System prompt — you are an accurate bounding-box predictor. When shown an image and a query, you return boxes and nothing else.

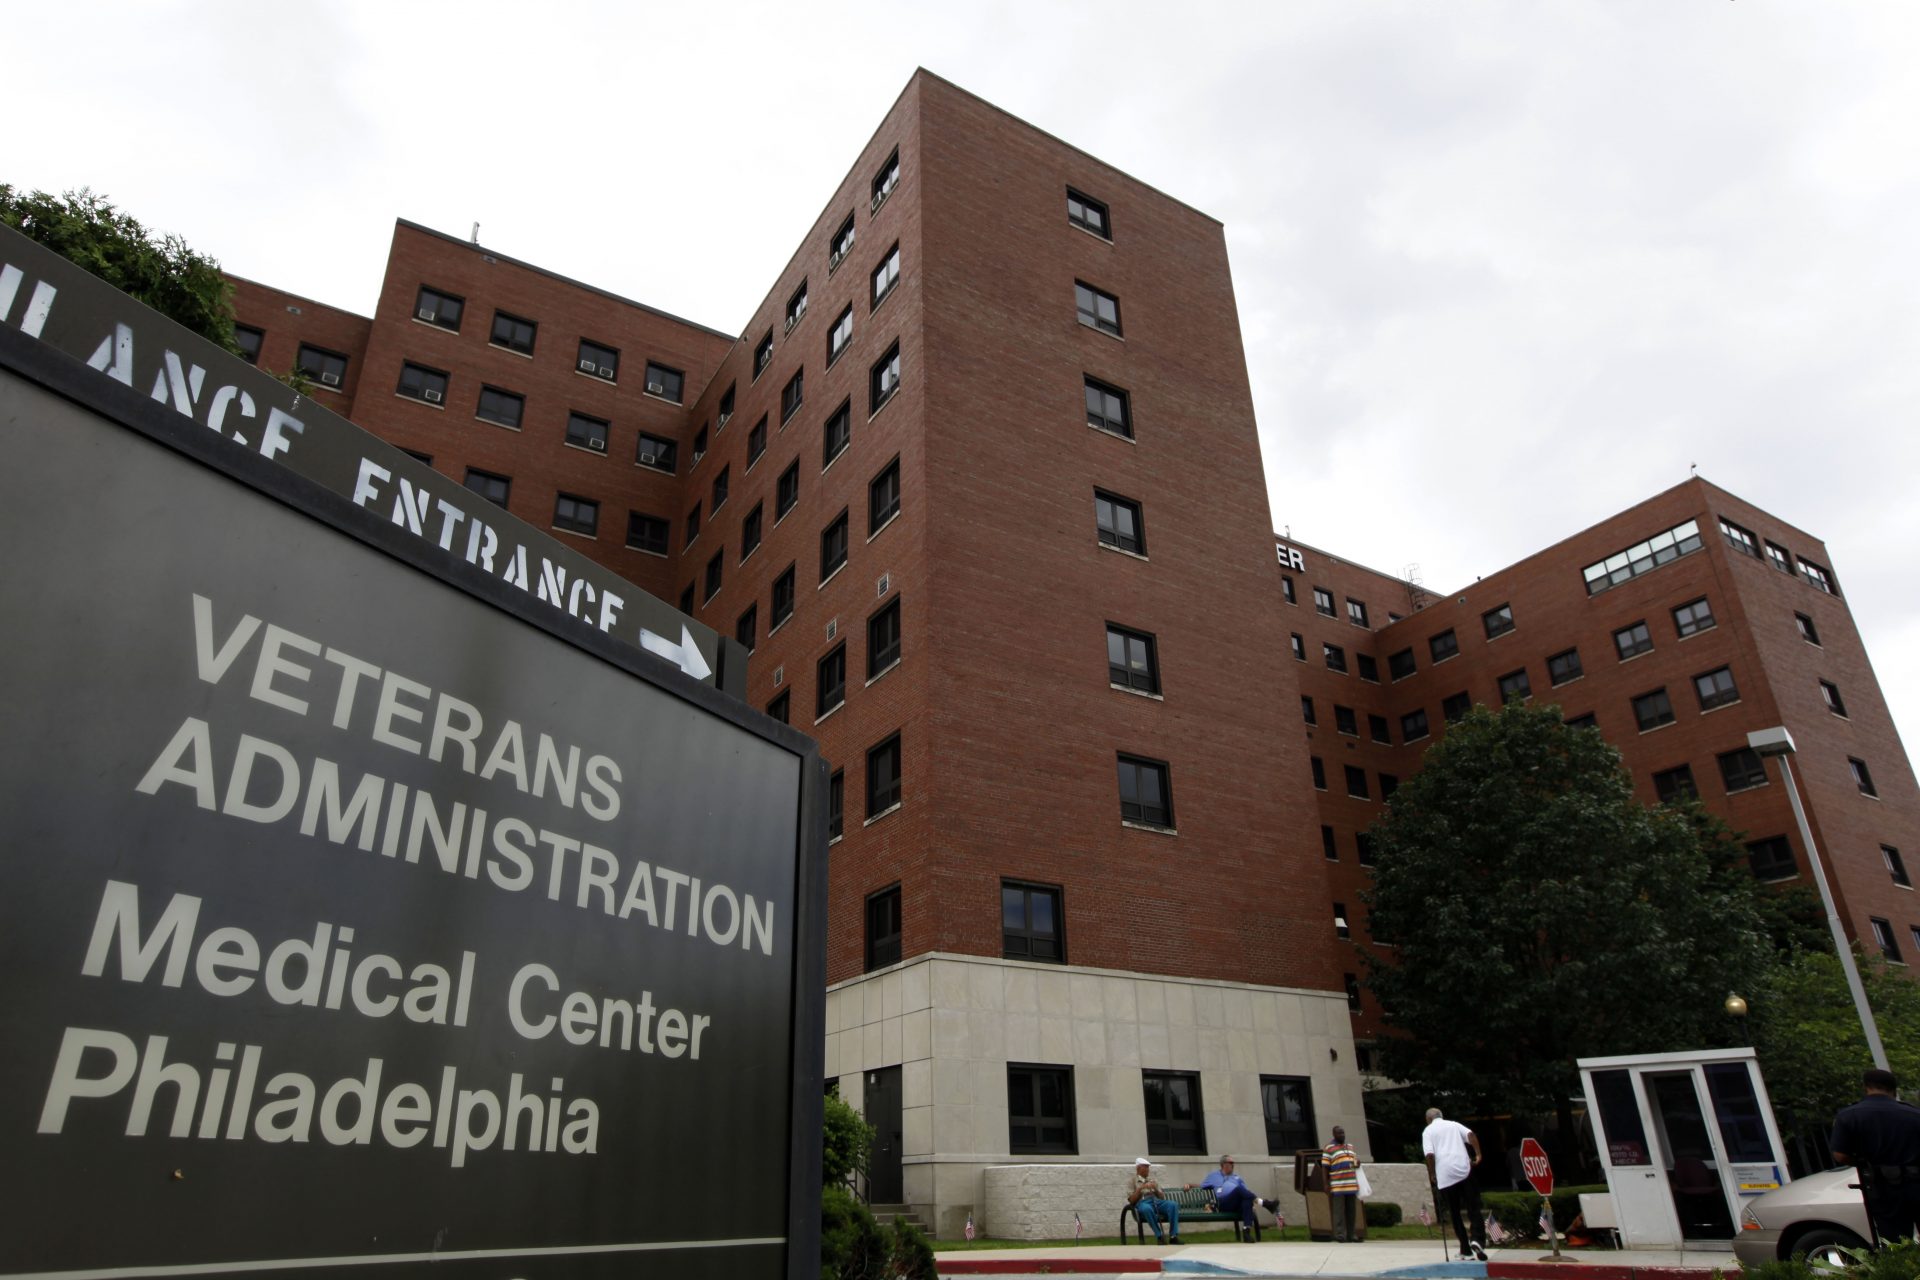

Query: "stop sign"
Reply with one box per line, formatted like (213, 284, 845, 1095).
(1520, 1137, 1555, 1196)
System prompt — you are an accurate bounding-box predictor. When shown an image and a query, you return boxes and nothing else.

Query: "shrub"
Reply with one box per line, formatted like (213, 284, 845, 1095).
(1482, 1184, 1606, 1242)
(891, 1218, 937, 1280)
(821, 1185, 888, 1280)
(1365, 1201, 1404, 1228)
(1738, 1257, 1820, 1280)
(824, 1094, 875, 1185)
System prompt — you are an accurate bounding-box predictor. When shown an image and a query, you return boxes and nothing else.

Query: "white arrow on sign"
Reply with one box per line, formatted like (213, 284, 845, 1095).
(638, 624, 713, 682)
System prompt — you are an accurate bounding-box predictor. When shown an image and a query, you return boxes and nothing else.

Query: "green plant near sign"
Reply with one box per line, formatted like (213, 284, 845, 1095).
(1732, 1240, 1920, 1280)
(1482, 1184, 1606, 1242)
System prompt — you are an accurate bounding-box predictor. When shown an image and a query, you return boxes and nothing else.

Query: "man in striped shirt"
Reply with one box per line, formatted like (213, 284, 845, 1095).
(1323, 1126, 1362, 1242)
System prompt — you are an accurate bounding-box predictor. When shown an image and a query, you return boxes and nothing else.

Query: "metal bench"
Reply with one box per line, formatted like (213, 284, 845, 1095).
(1122, 1186, 1264, 1242)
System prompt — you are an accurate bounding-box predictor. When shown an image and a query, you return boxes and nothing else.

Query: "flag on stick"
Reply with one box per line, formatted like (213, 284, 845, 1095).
(1075, 1213, 1084, 1242)
(1420, 1202, 1433, 1228)
(965, 1215, 975, 1242)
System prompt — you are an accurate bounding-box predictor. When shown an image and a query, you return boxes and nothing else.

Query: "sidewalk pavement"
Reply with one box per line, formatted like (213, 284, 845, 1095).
(934, 1238, 1741, 1278)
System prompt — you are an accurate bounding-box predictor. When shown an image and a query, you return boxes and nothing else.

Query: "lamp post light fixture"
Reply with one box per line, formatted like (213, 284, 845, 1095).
(1724, 994, 1748, 1019)
(1747, 726, 1890, 1070)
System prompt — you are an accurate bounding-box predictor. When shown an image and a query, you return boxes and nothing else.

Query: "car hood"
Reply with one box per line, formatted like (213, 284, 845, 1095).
(1745, 1167, 1869, 1230)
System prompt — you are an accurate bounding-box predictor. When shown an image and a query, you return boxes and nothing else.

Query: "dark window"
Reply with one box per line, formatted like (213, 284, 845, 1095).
(1389, 648, 1417, 680)
(1442, 691, 1471, 723)
(1870, 918, 1900, 962)
(577, 339, 619, 381)
(871, 148, 901, 211)
(396, 361, 449, 404)
(1066, 188, 1110, 238)
(868, 597, 901, 676)
(1483, 603, 1515, 638)
(766, 690, 789, 725)
(1348, 598, 1370, 628)
(1566, 712, 1598, 731)
(1117, 754, 1173, 827)
(1498, 669, 1532, 703)
(1323, 643, 1347, 674)
(821, 509, 850, 582)
(464, 468, 510, 508)
(748, 416, 767, 467)
(1301, 696, 1317, 726)
(636, 432, 676, 472)
(680, 584, 694, 614)
(1654, 765, 1697, 805)
(1084, 376, 1131, 437)
(1282, 577, 1296, 605)
(1796, 612, 1821, 645)
(643, 362, 684, 403)
(1801, 560, 1837, 595)
(565, 412, 609, 453)
(711, 465, 730, 512)
(1765, 541, 1795, 575)
(817, 645, 847, 719)
(1142, 1071, 1204, 1155)
(401, 449, 432, 465)
(865, 884, 901, 971)
(703, 550, 723, 602)
(741, 503, 763, 561)
(785, 280, 809, 333)
(829, 214, 856, 271)
(1375, 777, 1396, 803)
(771, 565, 796, 630)
(691, 426, 709, 467)
(870, 342, 902, 415)
(1262, 1077, 1316, 1157)
(824, 400, 852, 468)
(777, 461, 800, 520)
(233, 324, 263, 364)
(735, 606, 757, 653)
(625, 511, 669, 555)
(1614, 621, 1653, 660)
(1003, 882, 1065, 963)
(1582, 519, 1705, 594)
(1356, 832, 1377, 864)
(1312, 587, 1336, 617)
(1720, 517, 1760, 558)
(476, 385, 524, 429)
(867, 733, 902, 815)
(489, 310, 535, 354)
(1673, 597, 1716, 637)
(1344, 974, 1362, 1012)
(685, 501, 702, 546)
(870, 457, 901, 534)
(1334, 705, 1358, 736)
(753, 331, 773, 380)
(296, 344, 348, 388)
(1401, 708, 1430, 741)
(1369, 714, 1391, 745)
(718, 383, 735, 428)
(829, 305, 854, 365)
(553, 493, 598, 537)
(1108, 624, 1160, 694)
(1290, 633, 1305, 661)
(1430, 629, 1459, 662)
(1548, 648, 1584, 686)
(1333, 902, 1350, 939)
(1850, 757, 1878, 797)
(781, 368, 805, 423)
(872, 242, 901, 308)
(1820, 680, 1847, 717)
(1632, 688, 1675, 731)
(413, 285, 463, 331)
(1357, 654, 1379, 682)
(1883, 846, 1910, 887)
(1311, 756, 1327, 790)
(1074, 281, 1122, 336)
(1719, 747, 1768, 792)
(828, 771, 843, 841)
(1008, 1064, 1076, 1154)
(1321, 826, 1338, 860)
(1095, 490, 1145, 555)
(1344, 765, 1370, 799)
(1694, 666, 1739, 710)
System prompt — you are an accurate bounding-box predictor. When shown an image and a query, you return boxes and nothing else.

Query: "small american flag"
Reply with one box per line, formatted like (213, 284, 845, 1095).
(965, 1215, 975, 1242)
(1075, 1213, 1084, 1241)
(1488, 1215, 1507, 1243)
(1274, 1207, 1286, 1230)
(1539, 1203, 1554, 1241)
(1419, 1203, 1433, 1228)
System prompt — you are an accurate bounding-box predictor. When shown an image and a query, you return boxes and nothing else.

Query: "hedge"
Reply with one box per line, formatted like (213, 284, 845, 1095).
(1481, 1185, 1608, 1242)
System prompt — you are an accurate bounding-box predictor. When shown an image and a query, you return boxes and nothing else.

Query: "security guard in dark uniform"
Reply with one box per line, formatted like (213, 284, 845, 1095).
(1831, 1068, 1920, 1246)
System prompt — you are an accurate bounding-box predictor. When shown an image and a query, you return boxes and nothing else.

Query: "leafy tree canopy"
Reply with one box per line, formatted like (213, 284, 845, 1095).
(1363, 701, 1773, 1117)
(1749, 947, 1920, 1123)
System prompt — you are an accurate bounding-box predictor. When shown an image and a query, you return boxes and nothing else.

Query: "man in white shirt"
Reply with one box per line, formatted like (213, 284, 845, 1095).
(1422, 1107, 1487, 1260)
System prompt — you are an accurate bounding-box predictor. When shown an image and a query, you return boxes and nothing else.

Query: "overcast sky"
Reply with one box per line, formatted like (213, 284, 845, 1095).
(14, 0, 1919, 755)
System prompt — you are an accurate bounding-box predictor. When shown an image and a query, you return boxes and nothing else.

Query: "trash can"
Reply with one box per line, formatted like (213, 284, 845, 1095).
(1294, 1148, 1331, 1241)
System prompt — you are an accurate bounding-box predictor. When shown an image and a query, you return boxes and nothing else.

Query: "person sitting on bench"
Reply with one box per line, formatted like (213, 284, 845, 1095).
(1188, 1154, 1281, 1237)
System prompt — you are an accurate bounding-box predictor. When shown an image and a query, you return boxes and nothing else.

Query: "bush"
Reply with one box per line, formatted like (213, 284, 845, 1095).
(1365, 1201, 1403, 1228)
(824, 1093, 875, 1185)
(891, 1218, 937, 1280)
(1482, 1184, 1606, 1242)
(821, 1185, 888, 1280)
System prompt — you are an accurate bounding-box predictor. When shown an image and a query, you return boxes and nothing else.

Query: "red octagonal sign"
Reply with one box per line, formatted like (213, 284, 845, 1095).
(1520, 1137, 1554, 1196)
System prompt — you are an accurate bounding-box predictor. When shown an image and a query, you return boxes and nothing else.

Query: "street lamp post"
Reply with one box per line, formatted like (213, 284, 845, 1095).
(1746, 726, 1890, 1071)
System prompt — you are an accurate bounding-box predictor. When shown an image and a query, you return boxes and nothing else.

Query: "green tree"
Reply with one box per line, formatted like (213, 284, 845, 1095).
(0, 185, 239, 354)
(1748, 947, 1920, 1126)
(1363, 702, 1773, 1131)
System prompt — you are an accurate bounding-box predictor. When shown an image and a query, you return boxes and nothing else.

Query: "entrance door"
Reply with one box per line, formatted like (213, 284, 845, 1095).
(1645, 1071, 1735, 1240)
(865, 1067, 903, 1204)
(1587, 1068, 1681, 1247)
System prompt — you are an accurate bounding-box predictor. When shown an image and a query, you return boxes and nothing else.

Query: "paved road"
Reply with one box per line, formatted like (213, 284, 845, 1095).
(934, 1238, 1739, 1277)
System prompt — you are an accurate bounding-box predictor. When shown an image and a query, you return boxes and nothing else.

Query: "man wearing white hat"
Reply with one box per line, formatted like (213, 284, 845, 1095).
(1126, 1157, 1183, 1244)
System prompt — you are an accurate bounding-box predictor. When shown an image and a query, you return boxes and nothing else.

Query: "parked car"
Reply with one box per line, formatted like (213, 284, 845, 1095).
(1733, 1167, 1871, 1266)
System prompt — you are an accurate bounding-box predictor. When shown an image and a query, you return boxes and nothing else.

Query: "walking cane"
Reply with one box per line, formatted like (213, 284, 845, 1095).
(1429, 1172, 1449, 1263)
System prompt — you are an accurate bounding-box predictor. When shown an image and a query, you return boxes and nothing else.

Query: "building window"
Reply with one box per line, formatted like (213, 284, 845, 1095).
(765, 690, 789, 725)
(1719, 747, 1768, 793)
(464, 468, 510, 508)
(1430, 629, 1459, 662)
(865, 884, 902, 971)
(777, 460, 800, 520)
(829, 305, 853, 365)
(641, 361, 684, 403)
(1665, 599, 1713, 640)
(577, 339, 619, 381)
(680, 584, 694, 614)
(785, 280, 809, 333)
(1008, 1064, 1076, 1154)
(868, 597, 901, 676)
(1321, 826, 1338, 860)
(1369, 714, 1391, 745)
(1262, 1077, 1316, 1157)
(636, 432, 676, 473)
(821, 509, 850, 582)
(867, 732, 903, 815)
(396, 362, 449, 405)
(1581, 518, 1704, 594)
(1117, 754, 1173, 827)
(1850, 757, 1878, 797)
(829, 214, 856, 272)
(869, 457, 901, 534)
(735, 605, 757, 653)
(1084, 376, 1131, 438)
(1333, 902, 1350, 939)
(1310, 756, 1327, 790)
(1142, 1071, 1204, 1156)
(1870, 917, 1901, 962)
(1066, 188, 1110, 239)
(1282, 576, 1296, 605)
(685, 501, 702, 547)
(748, 416, 767, 468)
(1374, 777, 1396, 804)
(1074, 281, 1122, 336)
(817, 644, 847, 719)
(771, 565, 796, 630)
(1614, 621, 1654, 660)
(718, 383, 735, 428)
(1389, 648, 1417, 681)
(1765, 541, 1795, 575)
(413, 285, 463, 331)
(1323, 643, 1347, 674)
(1720, 517, 1760, 558)
(692, 426, 709, 467)
(553, 493, 598, 538)
(871, 148, 901, 212)
(703, 550, 723, 602)
(1547, 648, 1583, 686)
(1820, 680, 1847, 717)
(828, 770, 844, 841)
(476, 386, 524, 429)
(872, 242, 901, 308)
(1654, 765, 1697, 804)
(1882, 845, 1910, 887)
(489, 310, 536, 354)
(1402, 708, 1430, 741)
(1334, 705, 1358, 736)
(1003, 882, 1065, 963)
(1312, 587, 1336, 617)
(1290, 633, 1305, 662)
(1108, 624, 1160, 694)
(1800, 560, 1837, 595)
(1694, 666, 1740, 710)
(1357, 653, 1379, 682)
(1344, 765, 1370, 799)
(753, 331, 773, 380)
(1344, 974, 1363, 1012)
(1746, 836, 1796, 881)
(565, 412, 609, 453)
(712, 465, 730, 512)
(233, 324, 263, 364)
(296, 344, 349, 388)
(870, 342, 902, 415)
(1483, 603, 1515, 638)
(402, 449, 434, 466)
(1095, 490, 1145, 556)
(824, 400, 852, 468)
(625, 511, 669, 555)
(1301, 696, 1317, 726)
(1498, 669, 1532, 703)
(741, 503, 763, 561)
(1632, 688, 1675, 731)
(1795, 612, 1821, 645)
(1442, 691, 1471, 723)
(1348, 598, 1370, 628)
(1566, 712, 1597, 731)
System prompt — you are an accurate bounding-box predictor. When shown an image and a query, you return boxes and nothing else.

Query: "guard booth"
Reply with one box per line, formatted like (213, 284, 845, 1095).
(1577, 1049, 1791, 1250)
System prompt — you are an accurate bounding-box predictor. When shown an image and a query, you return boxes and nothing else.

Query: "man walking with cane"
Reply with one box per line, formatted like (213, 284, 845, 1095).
(1423, 1107, 1488, 1261)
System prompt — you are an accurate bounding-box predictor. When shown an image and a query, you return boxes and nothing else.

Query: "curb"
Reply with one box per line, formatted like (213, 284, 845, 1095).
(937, 1261, 1163, 1275)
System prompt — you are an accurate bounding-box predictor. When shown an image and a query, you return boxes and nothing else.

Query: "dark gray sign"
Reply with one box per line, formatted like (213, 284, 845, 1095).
(0, 223, 744, 696)
(0, 330, 825, 1280)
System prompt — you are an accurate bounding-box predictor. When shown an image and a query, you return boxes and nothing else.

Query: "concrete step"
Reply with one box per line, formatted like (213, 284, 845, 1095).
(869, 1204, 931, 1232)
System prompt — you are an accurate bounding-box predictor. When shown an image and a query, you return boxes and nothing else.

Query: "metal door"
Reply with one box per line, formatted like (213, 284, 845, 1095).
(1585, 1067, 1681, 1246)
(1644, 1070, 1736, 1240)
(865, 1067, 904, 1204)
